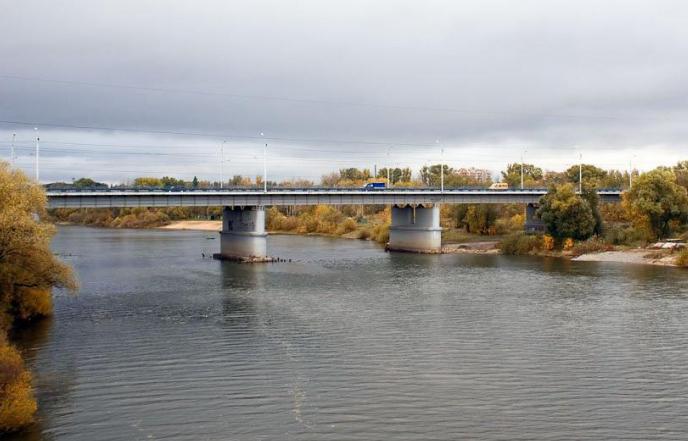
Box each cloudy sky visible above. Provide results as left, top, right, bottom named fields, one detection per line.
left=1, top=0, right=687, bottom=184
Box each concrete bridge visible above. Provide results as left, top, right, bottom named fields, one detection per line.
left=46, top=188, right=622, bottom=259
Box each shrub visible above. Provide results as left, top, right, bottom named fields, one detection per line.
left=499, top=233, right=542, bottom=255
left=543, top=235, right=555, bottom=251
left=0, top=340, right=37, bottom=431
left=371, top=223, right=390, bottom=244
left=569, top=238, right=614, bottom=257
left=676, top=248, right=688, bottom=267
left=15, top=288, right=53, bottom=321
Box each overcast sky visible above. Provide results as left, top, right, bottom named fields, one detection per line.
left=1, top=0, right=687, bottom=183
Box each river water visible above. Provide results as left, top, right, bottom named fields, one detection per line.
left=8, top=226, right=688, bottom=440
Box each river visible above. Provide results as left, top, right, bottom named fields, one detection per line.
left=8, top=225, right=688, bottom=440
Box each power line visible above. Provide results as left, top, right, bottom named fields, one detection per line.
left=0, top=73, right=673, bottom=122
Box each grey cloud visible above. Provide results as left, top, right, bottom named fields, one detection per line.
left=1, top=0, right=687, bottom=182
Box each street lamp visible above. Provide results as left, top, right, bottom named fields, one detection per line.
left=436, top=140, right=444, bottom=193
left=387, top=146, right=392, bottom=188
left=520, top=149, right=527, bottom=190
left=220, top=140, right=226, bottom=189
left=261, top=132, right=267, bottom=192
left=34, top=127, right=39, bottom=182
left=578, top=152, right=583, bottom=193
left=10, top=133, right=15, bottom=166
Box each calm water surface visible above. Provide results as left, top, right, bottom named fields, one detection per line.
left=9, top=226, right=688, bottom=440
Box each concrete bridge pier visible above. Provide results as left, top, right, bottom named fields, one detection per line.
left=388, top=204, right=443, bottom=253
left=524, top=203, right=545, bottom=233
left=215, top=206, right=268, bottom=260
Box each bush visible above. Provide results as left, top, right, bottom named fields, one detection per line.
left=0, top=340, right=37, bottom=431
left=676, top=248, right=688, bottom=267
left=15, top=288, right=53, bottom=321
left=603, top=224, right=652, bottom=246
left=569, top=238, right=614, bottom=257
left=499, top=233, right=542, bottom=255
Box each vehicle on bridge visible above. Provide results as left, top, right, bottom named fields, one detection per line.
left=488, top=182, right=509, bottom=190
left=363, top=179, right=387, bottom=190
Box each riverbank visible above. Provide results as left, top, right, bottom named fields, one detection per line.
left=159, top=220, right=221, bottom=231
left=572, top=249, right=680, bottom=267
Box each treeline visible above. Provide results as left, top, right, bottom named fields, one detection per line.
left=0, top=162, right=77, bottom=432
left=500, top=165, right=688, bottom=264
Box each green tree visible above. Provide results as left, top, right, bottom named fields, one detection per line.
left=464, top=205, right=499, bottom=234
left=73, top=177, right=107, bottom=189
left=501, top=163, right=543, bottom=188
left=673, top=160, right=688, bottom=189
left=564, top=164, right=607, bottom=187
left=623, top=168, right=688, bottom=239
left=160, top=176, right=186, bottom=188
left=536, top=183, right=596, bottom=240
left=192, top=176, right=199, bottom=189
left=377, top=167, right=413, bottom=184
left=420, top=164, right=453, bottom=187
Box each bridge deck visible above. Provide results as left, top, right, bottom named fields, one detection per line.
left=46, top=189, right=622, bottom=209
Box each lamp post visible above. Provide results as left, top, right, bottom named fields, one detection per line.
left=34, top=127, right=40, bottom=182
left=436, top=140, right=444, bottom=192
left=10, top=133, right=15, bottom=166
left=387, top=146, right=391, bottom=188
left=220, top=140, right=226, bottom=189
left=578, top=152, right=583, bottom=193
left=520, top=149, right=527, bottom=190
left=261, top=132, right=267, bottom=192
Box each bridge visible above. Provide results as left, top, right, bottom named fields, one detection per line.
left=46, top=188, right=623, bottom=260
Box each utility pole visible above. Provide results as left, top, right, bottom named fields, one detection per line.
left=34, top=127, right=40, bottom=182
left=387, top=146, right=391, bottom=188
left=437, top=140, right=444, bottom=192
left=520, top=149, right=527, bottom=190
left=10, top=133, right=15, bottom=166
left=261, top=132, right=267, bottom=192
left=220, top=140, right=225, bottom=189
left=629, top=157, right=634, bottom=189
left=578, top=153, right=583, bottom=193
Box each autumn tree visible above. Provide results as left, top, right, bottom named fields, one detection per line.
left=0, top=161, right=77, bottom=431
left=536, top=183, right=596, bottom=240
left=623, top=168, right=688, bottom=239
left=133, top=176, right=163, bottom=187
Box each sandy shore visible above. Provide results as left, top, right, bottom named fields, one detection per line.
left=572, top=249, right=678, bottom=267
left=160, top=220, right=222, bottom=231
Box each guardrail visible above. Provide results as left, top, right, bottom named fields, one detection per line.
left=45, top=186, right=624, bottom=194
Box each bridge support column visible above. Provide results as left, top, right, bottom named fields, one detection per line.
left=388, top=204, right=442, bottom=253
left=524, top=203, right=545, bottom=233
left=215, top=206, right=268, bottom=261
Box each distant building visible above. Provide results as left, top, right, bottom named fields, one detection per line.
left=455, top=167, right=492, bottom=183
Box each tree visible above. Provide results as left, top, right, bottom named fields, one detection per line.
left=133, top=177, right=163, bottom=188
left=192, top=176, right=199, bottom=189
left=73, top=177, right=107, bottom=189
left=623, top=168, right=688, bottom=239
left=160, top=176, right=186, bottom=188
left=0, top=161, right=77, bottom=431
left=377, top=167, right=413, bottom=184
left=673, top=160, right=688, bottom=189
left=464, top=205, right=499, bottom=234
left=501, top=163, right=543, bottom=188
left=420, top=164, right=453, bottom=187
left=536, top=183, right=596, bottom=240
left=564, top=164, right=607, bottom=187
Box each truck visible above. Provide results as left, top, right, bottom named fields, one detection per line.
left=363, top=181, right=386, bottom=190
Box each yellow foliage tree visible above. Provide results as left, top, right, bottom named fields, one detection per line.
left=0, top=161, right=77, bottom=431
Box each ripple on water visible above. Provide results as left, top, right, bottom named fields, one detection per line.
left=8, top=226, right=688, bottom=441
